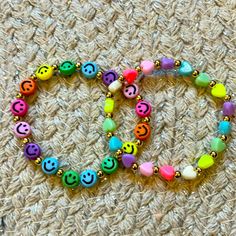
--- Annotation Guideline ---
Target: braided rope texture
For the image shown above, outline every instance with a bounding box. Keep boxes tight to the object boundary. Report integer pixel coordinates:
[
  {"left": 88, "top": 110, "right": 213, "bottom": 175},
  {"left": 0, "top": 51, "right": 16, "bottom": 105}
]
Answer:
[{"left": 0, "top": 0, "right": 236, "bottom": 235}]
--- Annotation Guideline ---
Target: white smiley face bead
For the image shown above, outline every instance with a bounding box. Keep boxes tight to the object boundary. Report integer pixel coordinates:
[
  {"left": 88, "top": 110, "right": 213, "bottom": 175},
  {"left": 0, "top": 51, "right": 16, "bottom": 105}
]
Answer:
[{"left": 13, "top": 121, "right": 31, "bottom": 138}]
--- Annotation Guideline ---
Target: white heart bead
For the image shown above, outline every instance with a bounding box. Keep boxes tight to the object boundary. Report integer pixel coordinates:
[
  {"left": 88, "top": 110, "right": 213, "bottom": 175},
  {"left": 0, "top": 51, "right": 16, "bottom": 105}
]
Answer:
[
  {"left": 182, "top": 165, "right": 197, "bottom": 180},
  {"left": 108, "top": 80, "right": 122, "bottom": 93}
]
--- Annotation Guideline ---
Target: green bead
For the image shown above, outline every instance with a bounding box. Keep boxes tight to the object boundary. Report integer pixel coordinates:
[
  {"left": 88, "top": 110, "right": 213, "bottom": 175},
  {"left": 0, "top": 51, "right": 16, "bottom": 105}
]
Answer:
[
  {"left": 210, "top": 137, "right": 226, "bottom": 152},
  {"left": 62, "top": 170, "right": 80, "bottom": 188},
  {"left": 101, "top": 156, "right": 119, "bottom": 174},
  {"left": 195, "top": 72, "right": 210, "bottom": 87},
  {"left": 198, "top": 154, "right": 214, "bottom": 169},
  {"left": 103, "top": 118, "right": 116, "bottom": 132},
  {"left": 59, "top": 60, "right": 76, "bottom": 76}
]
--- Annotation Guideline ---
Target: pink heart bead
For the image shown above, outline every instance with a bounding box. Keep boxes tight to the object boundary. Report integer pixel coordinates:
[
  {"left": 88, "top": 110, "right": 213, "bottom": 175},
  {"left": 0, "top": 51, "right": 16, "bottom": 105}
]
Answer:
[
  {"left": 139, "top": 162, "right": 154, "bottom": 177},
  {"left": 159, "top": 165, "right": 175, "bottom": 181},
  {"left": 123, "top": 69, "right": 138, "bottom": 84},
  {"left": 140, "top": 60, "right": 154, "bottom": 75}
]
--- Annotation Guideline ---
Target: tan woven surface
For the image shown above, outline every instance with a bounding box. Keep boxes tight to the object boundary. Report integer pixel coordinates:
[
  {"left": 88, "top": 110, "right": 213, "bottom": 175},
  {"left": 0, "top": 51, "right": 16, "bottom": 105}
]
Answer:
[{"left": 0, "top": 1, "right": 236, "bottom": 235}]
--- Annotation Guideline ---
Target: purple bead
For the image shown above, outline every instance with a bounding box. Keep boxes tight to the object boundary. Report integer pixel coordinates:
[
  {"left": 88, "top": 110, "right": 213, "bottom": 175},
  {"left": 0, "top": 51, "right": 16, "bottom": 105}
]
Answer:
[
  {"left": 102, "top": 70, "right": 118, "bottom": 86},
  {"left": 161, "top": 57, "right": 175, "bottom": 70},
  {"left": 223, "top": 102, "right": 235, "bottom": 116},
  {"left": 122, "top": 154, "right": 136, "bottom": 168},
  {"left": 24, "top": 143, "right": 41, "bottom": 160}
]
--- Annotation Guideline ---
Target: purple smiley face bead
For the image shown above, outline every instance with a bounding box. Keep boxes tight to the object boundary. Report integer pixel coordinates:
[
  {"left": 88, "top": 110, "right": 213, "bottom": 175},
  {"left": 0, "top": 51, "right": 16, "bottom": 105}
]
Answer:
[
  {"left": 24, "top": 143, "right": 41, "bottom": 160},
  {"left": 102, "top": 70, "right": 119, "bottom": 86}
]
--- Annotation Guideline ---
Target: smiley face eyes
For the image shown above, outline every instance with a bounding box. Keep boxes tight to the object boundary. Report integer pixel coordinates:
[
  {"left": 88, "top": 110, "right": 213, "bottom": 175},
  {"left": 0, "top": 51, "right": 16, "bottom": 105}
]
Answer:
[
  {"left": 40, "top": 69, "right": 48, "bottom": 75},
  {"left": 84, "top": 68, "right": 92, "bottom": 74},
  {"left": 68, "top": 173, "right": 76, "bottom": 180}
]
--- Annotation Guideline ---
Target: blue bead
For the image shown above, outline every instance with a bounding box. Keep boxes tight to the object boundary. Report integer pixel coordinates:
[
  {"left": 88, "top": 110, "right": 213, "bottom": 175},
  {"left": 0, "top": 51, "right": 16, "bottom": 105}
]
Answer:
[
  {"left": 80, "top": 169, "right": 98, "bottom": 188},
  {"left": 109, "top": 136, "right": 123, "bottom": 152},
  {"left": 218, "top": 121, "right": 232, "bottom": 135},
  {"left": 178, "top": 61, "right": 193, "bottom": 76},
  {"left": 81, "top": 61, "right": 98, "bottom": 79},
  {"left": 41, "top": 157, "right": 59, "bottom": 175}
]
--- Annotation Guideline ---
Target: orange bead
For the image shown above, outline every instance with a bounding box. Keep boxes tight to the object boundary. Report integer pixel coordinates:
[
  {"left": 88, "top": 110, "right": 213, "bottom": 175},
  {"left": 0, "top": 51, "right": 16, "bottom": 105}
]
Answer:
[
  {"left": 134, "top": 123, "right": 151, "bottom": 141},
  {"left": 20, "top": 79, "right": 37, "bottom": 96}
]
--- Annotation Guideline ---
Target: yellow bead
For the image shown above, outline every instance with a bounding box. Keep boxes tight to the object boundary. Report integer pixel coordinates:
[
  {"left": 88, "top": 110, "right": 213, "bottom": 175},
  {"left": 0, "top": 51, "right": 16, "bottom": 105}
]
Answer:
[
  {"left": 104, "top": 98, "right": 115, "bottom": 113},
  {"left": 211, "top": 83, "right": 226, "bottom": 98},
  {"left": 35, "top": 64, "right": 54, "bottom": 81},
  {"left": 198, "top": 154, "right": 214, "bottom": 169}
]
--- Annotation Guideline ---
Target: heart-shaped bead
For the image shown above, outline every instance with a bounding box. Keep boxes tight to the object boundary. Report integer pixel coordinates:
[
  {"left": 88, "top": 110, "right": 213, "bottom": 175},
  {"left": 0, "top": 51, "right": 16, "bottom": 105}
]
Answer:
[
  {"left": 223, "top": 102, "right": 235, "bottom": 116},
  {"left": 109, "top": 136, "right": 123, "bottom": 152},
  {"left": 211, "top": 84, "right": 226, "bottom": 98},
  {"left": 103, "top": 118, "right": 117, "bottom": 132},
  {"left": 159, "top": 165, "right": 175, "bottom": 181},
  {"left": 198, "top": 154, "right": 214, "bottom": 169},
  {"left": 210, "top": 137, "right": 226, "bottom": 153},
  {"left": 122, "top": 154, "right": 136, "bottom": 168},
  {"left": 182, "top": 165, "right": 197, "bottom": 180},
  {"left": 123, "top": 69, "right": 138, "bottom": 84},
  {"left": 218, "top": 121, "right": 232, "bottom": 135},
  {"left": 194, "top": 72, "right": 210, "bottom": 87},
  {"left": 139, "top": 162, "right": 154, "bottom": 177},
  {"left": 178, "top": 61, "right": 193, "bottom": 76},
  {"left": 140, "top": 60, "right": 154, "bottom": 75}
]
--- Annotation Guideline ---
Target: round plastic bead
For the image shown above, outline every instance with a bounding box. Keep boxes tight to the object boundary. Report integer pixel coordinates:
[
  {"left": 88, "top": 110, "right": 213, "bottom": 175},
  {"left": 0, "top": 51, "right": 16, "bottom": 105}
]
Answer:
[
  {"left": 13, "top": 121, "right": 31, "bottom": 138},
  {"left": 35, "top": 64, "right": 54, "bottom": 81},
  {"left": 10, "top": 99, "right": 28, "bottom": 117},
  {"left": 178, "top": 61, "right": 193, "bottom": 76},
  {"left": 24, "top": 142, "right": 41, "bottom": 160},
  {"left": 123, "top": 83, "right": 139, "bottom": 99},
  {"left": 218, "top": 121, "right": 232, "bottom": 135},
  {"left": 194, "top": 73, "right": 210, "bottom": 87},
  {"left": 41, "top": 157, "right": 59, "bottom": 175},
  {"left": 81, "top": 61, "right": 98, "bottom": 79},
  {"left": 223, "top": 102, "right": 235, "bottom": 116},
  {"left": 103, "top": 118, "right": 116, "bottom": 132},
  {"left": 20, "top": 79, "right": 37, "bottom": 96},
  {"left": 134, "top": 122, "right": 151, "bottom": 141},
  {"left": 109, "top": 136, "right": 123, "bottom": 152},
  {"left": 140, "top": 60, "right": 154, "bottom": 75},
  {"left": 101, "top": 156, "right": 119, "bottom": 174},
  {"left": 139, "top": 162, "right": 154, "bottom": 177},
  {"left": 122, "top": 142, "right": 138, "bottom": 155},
  {"left": 159, "top": 165, "right": 175, "bottom": 181},
  {"left": 123, "top": 69, "right": 138, "bottom": 84},
  {"left": 160, "top": 57, "right": 175, "bottom": 70},
  {"left": 198, "top": 154, "right": 214, "bottom": 169},
  {"left": 104, "top": 98, "right": 115, "bottom": 113},
  {"left": 59, "top": 60, "right": 76, "bottom": 76},
  {"left": 135, "top": 100, "right": 152, "bottom": 118},
  {"left": 80, "top": 169, "right": 98, "bottom": 188},
  {"left": 102, "top": 70, "right": 118, "bottom": 86},
  {"left": 211, "top": 84, "right": 226, "bottom": 98},
  {"left": 62, "top": 170, "right": 80, "bottom": 188}
]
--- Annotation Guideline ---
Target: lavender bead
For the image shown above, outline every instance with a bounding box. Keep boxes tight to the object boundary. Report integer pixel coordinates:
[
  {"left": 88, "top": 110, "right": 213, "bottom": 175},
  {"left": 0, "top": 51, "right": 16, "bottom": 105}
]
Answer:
[
  {"left": 122, "top": 154, "right": 136, "bottom": 168},
  {"left": 223, "top": 102, "right": 235, "bottom": 116},
  {"left": 102, "top": 70, "right": 118, "bottom": 86},
  {"left": 24, "top": 143, "right": 41, "bottom": 160},
  {"left": 161, "top": 57, "right": 175, "bottom": 70}
]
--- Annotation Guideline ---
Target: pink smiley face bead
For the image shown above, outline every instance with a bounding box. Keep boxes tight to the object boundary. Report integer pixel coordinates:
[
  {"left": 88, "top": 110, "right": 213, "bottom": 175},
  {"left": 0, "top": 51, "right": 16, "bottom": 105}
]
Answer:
[
  {"left": 10, "top": 99, "right": 28, "bottom": 117},
  {"left": 135, "top": 100, "right": 152, "bottom": 118},
  {"left": 14, "top": 121, "right": 31, "bottom": 138},
  {"left": 123, "top": 83, "right": 139, "bottom": 99}
]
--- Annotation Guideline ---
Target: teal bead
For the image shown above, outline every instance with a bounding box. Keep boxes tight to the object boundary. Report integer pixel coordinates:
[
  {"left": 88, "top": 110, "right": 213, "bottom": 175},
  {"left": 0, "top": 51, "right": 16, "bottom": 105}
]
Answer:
[
  {"left": 103, "top": 118, "right": 116, "bottom": 132},
  {"left": 210, "top": 137, "right": 226, "bottom": 152},
  {"left": 195, "top": 73, "right": 210, "bottom": 87},
  {"left": 81, "top": 61, "right": 98, "bottom": 79},
  {"left": 218, "top": 121, "right": 231, "bottom": 135},
  {"left": 59, "top": 60, "right": 76, "bottom": 76},
  {"left": 178, "top": 61, "right": 193, "bottom": 76},
  {"left": 109, "top": 136, "right": 123, "bottom": 152}
]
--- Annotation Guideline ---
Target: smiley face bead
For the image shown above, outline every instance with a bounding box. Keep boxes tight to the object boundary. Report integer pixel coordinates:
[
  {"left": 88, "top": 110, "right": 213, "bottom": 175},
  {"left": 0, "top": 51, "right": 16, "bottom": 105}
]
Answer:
[
  {"left": 135, "top": 100, "right": 152, "bottom": 118},
  {"left": 80, "top": 169, "right": 98, "bottom": 188},
  {"left": 62, "top": 170, "right": 80, "bottom": 188},
  {"left": 35, "top": 64, "right": 54, "bottom": 81},
  {"left": 41, "top": 157, "right": 59, "bottom": 175},
  {"left": 122, "top": 142, "right": 138, "bottom": 155},
  {"left": 123, "top": 83, "right": 139, "bottom": 99},
  {"left": 10, "top": 99, "right": 28, "bottom": 117},
  {"left": 59, "top": 60, "right": 76, "bottom": 76},
  {"left": 81, "top": 61, "right": 98, "bottom": 79},
  {"left": 13, "top": 121, "right": 31, "bottom": 138},
  {"left": 102, "top": 70, "right": 118, "bottom": 86},
  {"left": 24, "top": 142, "right": 41, "bottom": 160},
  {"left": 134, "top": 123, "right": 151, "bottom": 141},
  {"left": 20, "top": 79, "right": 37, "bottom": 96},
  {"left": 101, "top": 156, "right": 119, "bottom": 174}
]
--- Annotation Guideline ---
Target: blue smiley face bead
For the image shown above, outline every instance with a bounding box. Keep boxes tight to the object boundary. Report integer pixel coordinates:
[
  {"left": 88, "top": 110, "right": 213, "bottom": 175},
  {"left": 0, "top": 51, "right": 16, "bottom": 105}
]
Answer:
[
  {"left": 80, "top": 169, "right": 98, "bottom": 188},
  {"left": 81, "top": 61, "right": 99, "bottom": 79},
  {"left": 41, "top": 157, "right": 59, "bottom": 175}
]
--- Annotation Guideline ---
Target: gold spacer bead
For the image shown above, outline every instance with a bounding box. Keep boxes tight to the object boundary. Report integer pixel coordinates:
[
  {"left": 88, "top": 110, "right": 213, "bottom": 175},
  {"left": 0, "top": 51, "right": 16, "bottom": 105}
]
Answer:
[
  {"left": 135, "top": 139, "right": 143, "bottom": 147},
  {"left": 118, "top": 75, "right": 125, "bottom": 83},
  {"left": 224, "top": 95, "right": 231, "bottom": 101},
  {"left": 132, "top": 163, "right": 139, "bottom": 171},
  {"left": 196, "top": 167, "right": 202, "bottom": 173},
  {"left": 106, "top": 132, "right": 114, "bottom": 138},
  {"left": 97, "top": 170, "right": 104, "bottom": 178},
  {"left": 175, "top": 171, "right": 181, "bottom": 178},
  {"left": 30, "top": 74, "right": 37, "bottom": 80},
  {"left": 76, "top": 62, "right": 82, "bottom": 70},
  {"left": 136, "top": 95, "right": 143, "bottom": 102},
  {"left": 174, "top": 60, "right": 181, "bottom": 68},
  {"left": 56, "top": 169, "right": 64, "bottom": 177},
  {"left": 223, "top": 116, "right": 230, "bottom": 121},
  {"left": 192, "top": 70, "right": 200, "bottom": 78},
  {"left": 142, "top": 117, "right": 150, "bottom": 123},
  {"left": 210, "top": 151, "right": 217, "bottom": 158},
  {"left": 106, "top": 92, "right": 113, "bottom": 98},
  {"left": 115, "top": 149, "right": 123, "bottom": 157},
  {"left": 135, "top": 66, "right": 142, "bottom": 73},
  {"left": 13, "top": 116, "right": 20, "bottom": 122},
  {"left": 52, "top": 64, "right": 58, "bottom": 71},
  {"left": 209, "top": 80, "right": 216, "bottom": 88},
  {"left": 16, "top": 93, "right": 23, "bottom": 99},
  {"left": 154, "top": 166, "right": 159, "bottom": 174},
  {"left": 106, "top": 113, "right": 113, "bottom": 118},
  {"left": 35, "top": 157, "right": 42, "bottom": 165},
  {"left": 154, "top": 60, "right": 161, "bottom": 69},
  {"left": 220, "top": 135, "right": 227, "bottom": 142},
  {"left": 22, "top": 138, "right": 30, "bottom": 144},
  {"left": 96, "top": 71, "right": 103, "bottom": 79}
]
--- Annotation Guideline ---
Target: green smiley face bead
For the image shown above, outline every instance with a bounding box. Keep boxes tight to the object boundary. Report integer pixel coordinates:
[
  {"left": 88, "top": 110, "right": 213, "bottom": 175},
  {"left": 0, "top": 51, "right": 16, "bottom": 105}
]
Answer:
[
  {"left": 59, "top": 60, "right": 76, "bottom": 76},
  {"left": 62, "top": 170, "right": 80, "bottom": 188},
  {"left": 101, "top": 156, "right": 119, "bottom": 174}
]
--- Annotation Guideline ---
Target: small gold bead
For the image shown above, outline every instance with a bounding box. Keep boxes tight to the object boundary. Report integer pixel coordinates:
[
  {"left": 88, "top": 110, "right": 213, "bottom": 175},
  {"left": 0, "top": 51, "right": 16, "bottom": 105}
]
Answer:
[
  {"left": 223, "top": 116, "right": 230, "bottom": 121},
  {"left": 106, "top": 113, "right": 113, "bottom": 118},
  {"left": 209, "top": 80, "right": 216, "bottom": 88},
  {"left": 52, "top": 64, "right": 58, "bottom": 71},
  {"left": 135, "top": 66, "right": 141, "bottom": 73},
  {"left": 106, "top": 92, "right": 113, "bottom": 98},
  {"left": 22, "top": 138, "right": 30, "bottom": 144},
  {"left": 196, "top": 167, "right": 202, "bottom": 173},
  {"left": 192, "top": 70, "right": 200, "bottom": 78},
  {"left": 35, "top": 157, "right": 42, "bottom": 165},
  {"left": 220, "top": 135, "right": 227, "bottom": 142},
  {"left": 136, "top": 95, "right": 143, "bottom": 102},
  {"left": 115, "top": 149, "right": 123, "bottom": 157},
  {"left": 132, "top": 163, "right": 139, "bottom": 171},
  {"left": 97, "top": 170, "right": 104, "bottom": 178},
  {"left": 56, "top": 169, "right": 64, "bottom": 177},
  {"left": 224, "top": 95, "right": 231, "bottom": 101},
  {"left": 16, "top": 93, "right": 23, "bottom": 99},
  {"left": 135, "top": 139, "right": 143, "bottom": 147},
  {"left": 210, "top": 151, "right": 217, "bottom": 158},
  {"left": 13, "top": 116, "right": 20, "bottom": 122},
  {"left": 76, "top": 62, "right": 82, "bottom": 70},
  {"left": 154, "top": 166, "right": 159, "bottom": 174},
  {"left": 96, "top": 71, "right": 103, "bottom": 79},
  {"left": 30, "top": 74, "right": 37, "bottom": 80},
  {"left": 174, "top": 60, "right": 181, "bottom": 68},
  {"left": 142, "top": 117, "right": 150, "bottom": 123},
  {"left": 175, "top": 171, "right": 181, "bottom": 178},
  {"left": 154, "top": 60, "right": 161, "bottom": 69},
  {"left": 118, "top": 75, "right": 125, "bottom": 83},
  {"left": 106, "top": 132, "right": 114, "bottom": 138}
]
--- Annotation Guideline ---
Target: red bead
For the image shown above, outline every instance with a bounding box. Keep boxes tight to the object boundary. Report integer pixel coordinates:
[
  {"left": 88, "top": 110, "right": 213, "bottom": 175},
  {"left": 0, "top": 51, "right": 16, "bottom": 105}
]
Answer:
[{"left": 123, "top": 69, "right": 138, "bottom": 84}]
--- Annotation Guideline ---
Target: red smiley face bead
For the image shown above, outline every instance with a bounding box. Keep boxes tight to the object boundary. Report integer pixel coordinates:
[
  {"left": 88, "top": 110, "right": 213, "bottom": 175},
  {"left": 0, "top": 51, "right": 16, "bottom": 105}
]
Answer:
[
  {"left": 134, "top": 123, "right": 151, "bottom": 141},
  {"left": 135, "top": 100, "right": 152, "bottom": 118}
]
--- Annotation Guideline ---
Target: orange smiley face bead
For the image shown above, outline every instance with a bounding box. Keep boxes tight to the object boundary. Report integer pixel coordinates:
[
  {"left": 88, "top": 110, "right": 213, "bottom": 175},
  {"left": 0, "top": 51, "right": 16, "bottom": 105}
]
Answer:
[
  {"left": 134, "top": 122, "right": 151, "bottom": 141},
  {"left": 20, "top": 79, "right": 37, "bottom": 96}
]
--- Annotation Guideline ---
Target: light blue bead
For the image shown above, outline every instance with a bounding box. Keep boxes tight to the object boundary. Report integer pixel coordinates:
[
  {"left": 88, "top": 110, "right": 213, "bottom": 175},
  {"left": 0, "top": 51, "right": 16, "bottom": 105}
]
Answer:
[
  {"left": 218, "top": 121, "right": 232, "bottom": 135},
  {"left": 81, "top": 61, "right": 98, "bottom": 79},
  {"left": 109, "top": 136, "right": 123, "bottom": 152},
  {"left": 178, "top": 61, "right": 193, "bottom": 76},
  {"left": 41, "top": 157, "right": 59, "bottom": 175},
  {"left": 80, "top": 169, "right": 98, "bottom": 188}
]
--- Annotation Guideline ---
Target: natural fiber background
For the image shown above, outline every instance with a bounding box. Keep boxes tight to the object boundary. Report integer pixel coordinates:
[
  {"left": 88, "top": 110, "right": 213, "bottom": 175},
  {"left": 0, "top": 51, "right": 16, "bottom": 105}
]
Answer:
[{"left": 0, "top": 0, "right": 236, "bottom": 235}]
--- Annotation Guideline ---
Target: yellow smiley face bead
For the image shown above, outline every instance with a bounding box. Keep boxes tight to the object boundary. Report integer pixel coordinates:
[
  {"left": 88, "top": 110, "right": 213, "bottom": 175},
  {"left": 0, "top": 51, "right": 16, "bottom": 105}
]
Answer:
[
  {"left": 122, "top": 142, "right": 138, "bottom": 155},
  {"left": 35, "top": 64, "right": 54, "bottom": 81}
]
